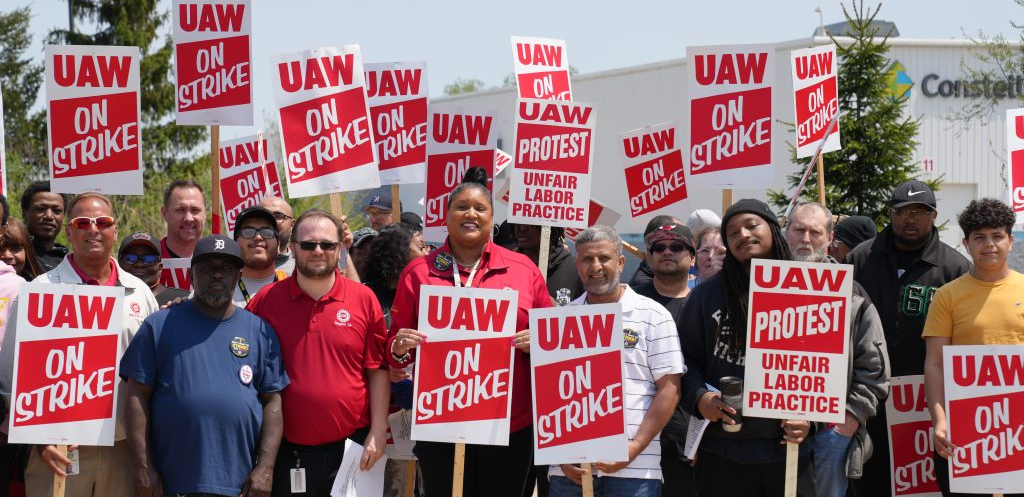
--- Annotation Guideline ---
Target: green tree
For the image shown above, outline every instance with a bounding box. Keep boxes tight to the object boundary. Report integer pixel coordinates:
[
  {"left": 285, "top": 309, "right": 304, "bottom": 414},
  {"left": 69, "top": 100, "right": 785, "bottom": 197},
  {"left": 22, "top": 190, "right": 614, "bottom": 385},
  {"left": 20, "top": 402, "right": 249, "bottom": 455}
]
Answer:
[
  {"left": 769, "top": 1, "right": 925, "bottom": 229},
  {"left": 444, "top": 77, "right": 487, "bottom": 96}
]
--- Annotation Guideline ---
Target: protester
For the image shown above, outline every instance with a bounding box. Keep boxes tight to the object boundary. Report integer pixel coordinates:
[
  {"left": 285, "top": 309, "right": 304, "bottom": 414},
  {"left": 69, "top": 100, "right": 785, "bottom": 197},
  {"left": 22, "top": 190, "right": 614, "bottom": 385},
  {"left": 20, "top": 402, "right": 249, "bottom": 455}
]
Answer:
[
  {"left": 122, "top": 235, "right": 288, "bottom": 497},
  {"left": 831, "top": 215, "right": 876, "bottom": 262},
  {"left": 548, "top": 225, "right": 683, "bottom": 496},
  {"left": 923, "top": 198, "right": 1024, "bottom": 497},
  {"left": 401, "top": 211, "right": 424, "bottom": 233},
  {"left": 246, "top": 209, "right": 389, "bottom": 496},
  {"left": 232, "top": 207, "right": 287, "bottom": 307},
  {"left": 847, "top": 180, "right": 971, "bottom": 497},
  {"left": 0, "top": 259, "right": 23, "bottom": 496},
  {"left": 679, "top": 199, "right": 816, "bottom": 495},
  {"left": 628, "top": 215, "right": 683, "bottom": 288},
  {"left": 0, "top": 219, "right": 44, "bottom": 280},
  {"left": 351, "top": 227, "right": 378, "bottom": 280},
  {"left": 20, "top": 181, "right": 69, "bottom": 271},
  {"left": 365, "top": 187, "right": 399, "bottom": 230},
  {"left": 686, "top": 209, "right": 721, "bottom": 240},
  {"left": 784, "top": 202, "right": 891, "bottom": 497},
  {"left": 387, "top": 167, "right": 551, "bottom": 496},
  {"left": 0, "top": 192, "right": 159, "bottom": 497},
  {"left": 160, "top": 180, "right": 206, "bottom": 258},
  {"left": 260, "top": 196, "right": 296, "bottom": 275},
  {"left": 514, "top": 223, "right": 583, "bottom": 305},
  {"left": 117, "top": 231, "right": 189, "bottom": 306},
  {"left": 693, "top": 226, "right": 725, "bottom": 285}
]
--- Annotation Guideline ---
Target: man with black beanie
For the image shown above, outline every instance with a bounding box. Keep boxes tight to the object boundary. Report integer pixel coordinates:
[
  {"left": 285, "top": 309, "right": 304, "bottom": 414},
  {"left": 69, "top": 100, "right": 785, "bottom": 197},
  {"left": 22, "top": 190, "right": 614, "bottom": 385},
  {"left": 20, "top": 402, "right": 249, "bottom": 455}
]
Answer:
[{"left": 831, "top": 215, "right": 876, "bottom": 262}]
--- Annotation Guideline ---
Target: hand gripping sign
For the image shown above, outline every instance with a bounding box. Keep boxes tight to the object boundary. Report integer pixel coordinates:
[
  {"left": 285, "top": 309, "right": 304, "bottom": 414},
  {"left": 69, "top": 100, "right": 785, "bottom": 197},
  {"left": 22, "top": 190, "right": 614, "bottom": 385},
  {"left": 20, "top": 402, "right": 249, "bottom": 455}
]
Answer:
[
  {"left": 412, "top": 286, "right": 517, "bottom": 445},
  {"left": 1006, "top": 109, "right": 1024, "bottom": 224},
  {"left": 507, "top": 99, "right": 596, "bottom": 229},
  {"left": 172, "top": 0, "right": 253, "bottom": 125},
  {"left": 530, "top": 303, "right": 628, "bottom": 465},
  {"left": 887, "top": 375, "right": 942, "bottom": 497},
  {"left": 510, "top": 36, "right": 572, "bottom": 101},
  {"left": 943, "top": 345, "right": 1024, "bottom": 494},
  {"left": 621, "top": 122, "right": 688, "bottom": 217},
  {"left": 791, "top": 44, "right": 840, "bottom": 158},
  {"left": 219, "top": 134, "right": 283, "bottom": 232},
  {"left": 365, "top": 62, "right": 428, "bottom": 185},
  {"left": 742, "top": 260, "right": 851, "bottom": 423},
  {"left": 686, "top": 44, "right": 774, "bottom": 188},
  {"left": 9, "top": 283, "right": 125, "bottom": 445},
  {"left": 272, "top": 45, "right": 380, "bottom": 198},
  {"left": 46, "top": 44, "right": 143, "bottom": 195},
  {"left": 423, "top": 108, "right": 497, "bottom": 243}
]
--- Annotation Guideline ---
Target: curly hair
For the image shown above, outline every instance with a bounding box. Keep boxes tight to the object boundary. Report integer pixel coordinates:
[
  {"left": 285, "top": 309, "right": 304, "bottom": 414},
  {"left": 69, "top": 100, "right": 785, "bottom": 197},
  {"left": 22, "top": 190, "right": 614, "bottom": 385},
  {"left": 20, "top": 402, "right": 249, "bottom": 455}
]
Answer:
[
  {"left": 958, "top": 198, "right": 1015, "bottom": 238},
  {"left": 361, "top": 223, "right": 416, "bottom": 288}
]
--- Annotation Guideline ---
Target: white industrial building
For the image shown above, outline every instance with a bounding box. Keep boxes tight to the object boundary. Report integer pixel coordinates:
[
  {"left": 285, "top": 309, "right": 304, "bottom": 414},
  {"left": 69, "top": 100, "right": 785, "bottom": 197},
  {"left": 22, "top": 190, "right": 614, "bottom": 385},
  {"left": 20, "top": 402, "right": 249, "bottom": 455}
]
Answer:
[{"left": 404, "top": 31, "right": 1019, "bottom": 252}]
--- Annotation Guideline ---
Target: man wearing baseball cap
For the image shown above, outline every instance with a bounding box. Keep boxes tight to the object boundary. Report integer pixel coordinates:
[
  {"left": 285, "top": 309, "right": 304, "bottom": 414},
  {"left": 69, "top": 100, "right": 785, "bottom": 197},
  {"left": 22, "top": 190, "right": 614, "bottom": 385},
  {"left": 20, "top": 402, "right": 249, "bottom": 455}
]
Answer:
[
  {"left": 122, "top": 234, "right": 288, "bottom": 497},
  {"left": 118, "top": 231, "right": 189, "bottom": 306},
  {"left": 233, "top": 206, "right": 287, "bottom": 307},
  {"left": 847, "top": 180, "right": 971, "bottom": 497},
  {"left": 364, "top": 188, "right": 401, "bottom": 231}
]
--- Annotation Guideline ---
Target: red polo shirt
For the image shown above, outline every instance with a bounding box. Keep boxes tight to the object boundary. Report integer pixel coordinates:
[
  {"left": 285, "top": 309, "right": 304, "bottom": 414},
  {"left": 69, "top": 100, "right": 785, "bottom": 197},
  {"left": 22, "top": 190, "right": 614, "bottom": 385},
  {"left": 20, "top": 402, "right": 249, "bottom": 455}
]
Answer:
[
  {"left": 387, "top": 239, "right": 551, "bottom": 433},
  {"left": 247, "top": 269, "right": 387, "bottom": 445},
  {"left": 68, "top": 254, "right": 119, "bottom": 286}
]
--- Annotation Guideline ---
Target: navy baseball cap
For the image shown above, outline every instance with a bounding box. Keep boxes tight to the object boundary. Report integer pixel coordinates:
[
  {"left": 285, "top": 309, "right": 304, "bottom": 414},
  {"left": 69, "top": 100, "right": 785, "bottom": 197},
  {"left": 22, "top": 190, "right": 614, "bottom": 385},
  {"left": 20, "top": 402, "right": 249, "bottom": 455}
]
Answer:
[{"left": 191, "top": 235, "right": 243, "bottom": 268}]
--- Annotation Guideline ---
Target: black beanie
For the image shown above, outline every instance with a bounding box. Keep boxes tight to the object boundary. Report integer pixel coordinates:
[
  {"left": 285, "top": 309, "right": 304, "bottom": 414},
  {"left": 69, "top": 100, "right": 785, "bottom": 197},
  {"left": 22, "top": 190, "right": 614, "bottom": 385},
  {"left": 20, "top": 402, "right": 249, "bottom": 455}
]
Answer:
[
  {"left": 720, "top": 199, "right": 780, "bottom": 246},
  {"left": 834, "top": 215, "right": 877, "bottom": 249}
]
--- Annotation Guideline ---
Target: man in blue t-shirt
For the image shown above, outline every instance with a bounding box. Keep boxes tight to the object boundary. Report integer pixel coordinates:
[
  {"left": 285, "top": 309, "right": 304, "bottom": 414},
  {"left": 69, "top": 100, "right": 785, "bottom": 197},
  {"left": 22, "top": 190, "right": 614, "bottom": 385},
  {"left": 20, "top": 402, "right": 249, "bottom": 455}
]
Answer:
[{"left": 121, "top": 235, "right": 289, "bottom": 497}]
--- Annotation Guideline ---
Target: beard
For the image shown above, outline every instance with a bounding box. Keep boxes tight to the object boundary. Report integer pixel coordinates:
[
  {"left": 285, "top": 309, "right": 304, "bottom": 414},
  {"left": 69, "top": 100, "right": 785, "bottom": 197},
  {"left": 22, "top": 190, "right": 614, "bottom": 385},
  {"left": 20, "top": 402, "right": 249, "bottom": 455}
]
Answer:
[
  {"left": 297, "top": 257, "right": 337, "bottom": 279},
  {"left": 791, "top": 243, "right": 829, "bottom": 263},
  {"left": 195, "top": 285, "right": 233, "bottom": 308}
]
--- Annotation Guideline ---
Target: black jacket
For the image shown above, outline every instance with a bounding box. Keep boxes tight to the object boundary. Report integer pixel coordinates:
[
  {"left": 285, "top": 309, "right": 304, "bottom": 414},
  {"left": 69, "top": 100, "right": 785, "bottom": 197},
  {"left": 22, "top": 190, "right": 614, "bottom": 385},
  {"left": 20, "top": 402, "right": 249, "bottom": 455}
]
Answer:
[
  {"left": 845, "top": 226, "right": 970, "bottom": 377},
  {"left": 523, "top": 245, "right": 583, "bottom": 305}
]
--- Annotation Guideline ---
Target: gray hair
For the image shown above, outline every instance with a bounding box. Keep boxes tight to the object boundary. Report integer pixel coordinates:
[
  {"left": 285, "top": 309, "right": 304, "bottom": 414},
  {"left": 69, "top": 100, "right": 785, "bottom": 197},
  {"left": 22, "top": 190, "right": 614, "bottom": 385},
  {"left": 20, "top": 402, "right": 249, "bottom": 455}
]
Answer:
[
  {"left": 788, "top": 202, "right": 834, "bottom": 232},
  {"left": 575, "top": 225, "right": 622, "bottom": 255}
]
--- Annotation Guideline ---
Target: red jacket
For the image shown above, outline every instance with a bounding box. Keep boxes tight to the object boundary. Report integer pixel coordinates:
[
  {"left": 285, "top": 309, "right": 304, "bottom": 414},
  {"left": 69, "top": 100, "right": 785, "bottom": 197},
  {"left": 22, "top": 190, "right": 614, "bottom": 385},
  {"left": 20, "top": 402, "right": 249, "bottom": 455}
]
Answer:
[{"left": 387, "top": 239, "right": 552, "bottom": 433}]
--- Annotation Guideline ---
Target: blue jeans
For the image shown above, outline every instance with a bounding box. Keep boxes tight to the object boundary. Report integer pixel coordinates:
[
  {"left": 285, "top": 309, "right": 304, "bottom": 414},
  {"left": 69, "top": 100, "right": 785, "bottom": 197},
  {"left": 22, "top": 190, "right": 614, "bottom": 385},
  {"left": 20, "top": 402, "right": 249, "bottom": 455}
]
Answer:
[
  {"left": 813, "top": 426, "right": 853, "bottom": 497},
  {"left": 549, "top": 475, "right": 661, "bottom": 497}
]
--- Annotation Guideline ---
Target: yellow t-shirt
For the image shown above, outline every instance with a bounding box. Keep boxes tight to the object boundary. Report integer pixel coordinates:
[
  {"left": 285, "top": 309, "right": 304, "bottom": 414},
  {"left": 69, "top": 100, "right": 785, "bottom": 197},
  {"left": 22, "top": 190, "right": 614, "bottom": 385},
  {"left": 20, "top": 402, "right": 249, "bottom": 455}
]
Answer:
[{"left": 922, "top": 271, "right": 1024, "bottom": 345}]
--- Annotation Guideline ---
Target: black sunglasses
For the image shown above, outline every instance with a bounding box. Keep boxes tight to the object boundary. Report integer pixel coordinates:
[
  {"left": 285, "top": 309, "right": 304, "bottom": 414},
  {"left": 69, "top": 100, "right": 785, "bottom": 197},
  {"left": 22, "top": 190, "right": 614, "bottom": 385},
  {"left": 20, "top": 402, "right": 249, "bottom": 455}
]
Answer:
[
  {"left": 121, "top": 253, "right": 160, "bottom": 266},
  {"left": 239, "top": 227, "right": 277, "bottom": 239},
  {"left": 650, "top": 242, "right": 687, "bottom": 254},
  {"left": 297, "top": 240, "right": 340, "bottom": 252}
]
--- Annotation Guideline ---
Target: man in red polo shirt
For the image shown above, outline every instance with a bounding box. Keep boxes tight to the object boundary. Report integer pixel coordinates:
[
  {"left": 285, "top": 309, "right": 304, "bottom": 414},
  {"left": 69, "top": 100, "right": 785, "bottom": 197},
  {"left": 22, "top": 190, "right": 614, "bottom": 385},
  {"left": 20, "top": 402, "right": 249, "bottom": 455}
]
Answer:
[{"left": 247, "top": 209, "right": 388, "bottom": 497}]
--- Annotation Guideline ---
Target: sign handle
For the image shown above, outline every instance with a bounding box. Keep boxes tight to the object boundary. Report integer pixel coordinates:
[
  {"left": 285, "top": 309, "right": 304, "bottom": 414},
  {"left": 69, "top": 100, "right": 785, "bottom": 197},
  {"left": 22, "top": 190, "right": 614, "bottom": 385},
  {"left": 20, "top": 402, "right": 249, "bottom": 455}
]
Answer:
[
  {"left": 784, "top": 442, "right": 798, "bottom": 497},
  {"left": 538, "top": 226, "right": 552, "bottom": 282},
  {"left": 816, "top": 155, "right": 826, "bottom": 207},
  {"left": 329, "top": 193, "right": 344, "bottom": 218},
  {"left": 581, "top": 463, "right": 595, "bottom": 497},
  {"left": 452, "top": 442, "right": 466, "bottom": 497},
  {"left": 391, "top": 184, "right": 401, "bottom": 217},
  {"left": 622, "top": 241, "right": 644, "bottom": 260},
  {"left": 722, "top": 189, "right": 734, "bottom": 216},
  {"left": 52, "top": 445, "right": 67, "bottom": 497},
  {"left": 211, "top": 125, "right": 223, "bottom": 235},
  {"left": 404, "top": 460, "right": 416, "bottom": 497}
]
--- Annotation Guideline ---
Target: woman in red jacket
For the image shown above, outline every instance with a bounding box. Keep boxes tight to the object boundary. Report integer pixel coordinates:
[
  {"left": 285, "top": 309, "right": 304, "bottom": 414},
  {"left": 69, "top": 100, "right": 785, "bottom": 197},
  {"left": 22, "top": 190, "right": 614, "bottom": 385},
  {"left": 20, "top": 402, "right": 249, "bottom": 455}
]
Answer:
[{"left": 387, "top": 167, "right": 551, "bottom": 497}]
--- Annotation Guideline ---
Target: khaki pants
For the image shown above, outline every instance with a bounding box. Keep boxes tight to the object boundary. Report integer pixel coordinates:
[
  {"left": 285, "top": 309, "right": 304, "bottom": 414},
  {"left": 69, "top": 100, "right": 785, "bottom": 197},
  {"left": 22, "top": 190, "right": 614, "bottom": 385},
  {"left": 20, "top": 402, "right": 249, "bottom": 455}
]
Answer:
[{"left": 25, "top": 441, "right": 133, "bottom": 497}]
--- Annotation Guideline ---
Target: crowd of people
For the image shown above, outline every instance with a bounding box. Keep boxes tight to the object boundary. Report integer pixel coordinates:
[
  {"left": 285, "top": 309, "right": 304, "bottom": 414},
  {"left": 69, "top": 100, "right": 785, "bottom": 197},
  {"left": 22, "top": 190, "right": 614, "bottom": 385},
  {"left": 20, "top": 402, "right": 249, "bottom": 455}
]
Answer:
[{"left": 0, "top": 171, "right": 1018, "bottom": 497}]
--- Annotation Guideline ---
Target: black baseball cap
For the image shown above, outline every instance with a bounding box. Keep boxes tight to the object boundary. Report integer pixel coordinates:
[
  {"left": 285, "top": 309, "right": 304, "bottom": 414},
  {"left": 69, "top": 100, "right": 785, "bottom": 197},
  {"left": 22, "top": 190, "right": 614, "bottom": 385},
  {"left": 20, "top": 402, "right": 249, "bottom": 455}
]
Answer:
[
  {"left": 192, "top": 235, "right": 243, "bottom": 268},
  {"left": 890, "top": 180, "right": 936, "bottom": 210},
  {"left": 118, "top": 232, "right": 159, "bottom": 257},
  {"left": 234, "top": 206, "right": 279, "bottom": 240}
]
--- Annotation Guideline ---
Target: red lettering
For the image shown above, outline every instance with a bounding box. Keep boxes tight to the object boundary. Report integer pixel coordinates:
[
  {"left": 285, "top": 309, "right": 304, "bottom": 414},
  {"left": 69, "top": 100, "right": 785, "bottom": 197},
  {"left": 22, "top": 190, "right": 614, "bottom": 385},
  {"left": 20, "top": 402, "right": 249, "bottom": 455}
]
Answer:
[
  {"left": 694, "top": 52, "right": 768, "bottom": 86},
  {"left": 516, "top": 43, "right": 563, "bottom": 67},
  {"left": 431, "top": 114, "right": 492, "bottom": 146},
  {"left": 53, "top": 54, "right": 132, "bottom": 88},
  {"left": 277, "top": 55, "right": 355, "bottom": 93},
  {"left": 179, "top": 3, "right": 245, "bottom": 32}
]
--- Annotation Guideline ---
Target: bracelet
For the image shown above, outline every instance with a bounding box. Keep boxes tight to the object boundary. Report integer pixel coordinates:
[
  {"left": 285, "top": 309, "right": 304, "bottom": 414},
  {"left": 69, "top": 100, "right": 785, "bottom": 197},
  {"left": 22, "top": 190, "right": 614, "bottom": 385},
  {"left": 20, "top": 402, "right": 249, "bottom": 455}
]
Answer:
[{"left": 390, "top": 338, "right": 411, "bottom": 363}]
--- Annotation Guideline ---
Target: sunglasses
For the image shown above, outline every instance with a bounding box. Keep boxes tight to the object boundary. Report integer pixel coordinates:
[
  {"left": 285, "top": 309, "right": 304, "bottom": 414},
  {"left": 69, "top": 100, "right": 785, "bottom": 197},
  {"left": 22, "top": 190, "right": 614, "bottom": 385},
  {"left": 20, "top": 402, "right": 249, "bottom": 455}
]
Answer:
[
  {"left": 121, "top": 253, "right": 160, "bottom": 266},
  {"left": 650, "top": 242, "right": 687, "bottom": 254},
  {"left": 67, "top": 216, "right": 116, "bottom": 230},
  {"left": 297, "top": 240, "right": 340, "bottom": 252},
  {"left": 238, "top": 227, "right": 277, "bottom": 239}
]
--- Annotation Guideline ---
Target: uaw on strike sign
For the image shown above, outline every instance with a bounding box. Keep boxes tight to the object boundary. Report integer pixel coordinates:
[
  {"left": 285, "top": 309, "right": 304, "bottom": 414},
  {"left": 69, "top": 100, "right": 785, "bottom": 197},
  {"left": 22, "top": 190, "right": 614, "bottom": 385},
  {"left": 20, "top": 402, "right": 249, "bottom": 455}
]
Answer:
[
  {"left": 686, "top": 44, "right": 774, "bottom": 188},
  {"left": 943, "top": 345, "right": 1024, "bottom": 494},
  {"left": 1006, "top": 108, "right": 1024, "bottom": 224},
  {"left": 743, "top": 260, "right": 851, "bottom": 423},
  {"left": 219, "top": 134, "right": 283, "bottom": 232},
  {"left": 412, "top": 286, "right": 517, "bottom": 445},
  {"left": 530, "top": 303, "right": 628, "bottom": 465},
  {"left": 366, "top": 62, "right": 428, "bottom": 185},
  {"left": 791, "top": 44, "right": 840, "bottom": 158},
  {"left": 9, "top": 283, "right": 124, "bottom": 445},
  {"left": 272, "top": 45, "right": 380, "bottom": 198},
  {"left": 621, "top": 122, "right": 688, "bottom": 218},
  {"left": 172, "top": 0, "right": 253, "bottom": 125},
  {"left": 507, "top": 99, "right": 595, "bottom": 229},
  {"left": 886, "top": 375, "right": 942, "bottom": 497},
  {"left": 46, "top": 45, "right": 142, "bottom": 195},
  {"left": 511, "top": 36, "right": 572, "bottom": 101}
]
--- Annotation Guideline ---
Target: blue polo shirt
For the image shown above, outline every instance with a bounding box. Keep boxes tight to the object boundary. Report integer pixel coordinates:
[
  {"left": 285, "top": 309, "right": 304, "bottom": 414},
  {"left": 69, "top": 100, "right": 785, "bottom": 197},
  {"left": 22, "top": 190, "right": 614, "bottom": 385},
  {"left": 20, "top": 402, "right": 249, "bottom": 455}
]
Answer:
[{"left": 120, "top": 301, "right": 289, "bottom": 496}]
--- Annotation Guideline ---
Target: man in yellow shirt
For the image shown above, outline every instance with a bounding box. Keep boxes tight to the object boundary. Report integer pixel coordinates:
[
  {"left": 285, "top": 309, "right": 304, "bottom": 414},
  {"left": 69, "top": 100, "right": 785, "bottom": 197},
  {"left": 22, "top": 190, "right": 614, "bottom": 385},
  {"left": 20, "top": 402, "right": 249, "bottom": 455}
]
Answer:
[{"left": 922, "top": 198, "right": 1024, "bottom": 497}]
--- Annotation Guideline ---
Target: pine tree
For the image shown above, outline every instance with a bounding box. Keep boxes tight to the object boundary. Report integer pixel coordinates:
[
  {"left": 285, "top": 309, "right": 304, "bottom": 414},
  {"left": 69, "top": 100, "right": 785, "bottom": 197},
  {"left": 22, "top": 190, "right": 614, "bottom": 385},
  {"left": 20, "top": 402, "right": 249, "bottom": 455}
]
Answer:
[{"left": 769, "top": 0, "right": 926, "bottom": 229}]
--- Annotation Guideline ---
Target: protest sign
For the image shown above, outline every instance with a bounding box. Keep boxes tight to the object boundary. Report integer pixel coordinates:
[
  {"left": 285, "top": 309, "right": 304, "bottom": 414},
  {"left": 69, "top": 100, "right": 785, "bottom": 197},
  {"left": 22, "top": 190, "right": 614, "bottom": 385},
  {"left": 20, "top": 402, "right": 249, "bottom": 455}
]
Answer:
[
  {"left": 423, "top": 109, "right": 496, "bottom": 242},
  {"left": 564, "top": 199, "right": 621, "bottom": 242},
  {"left": 511, "top": 36, "right": 572, "bottom": 101},
  {"left": 365, "top": 62, "right": 428, "bottom": 185},
  {"left": 621, "top": 122, "right": 687, "bottom": 217},
  {"left": 160, "top": 258, "right": 192, "bottom": 292},
  {"left": 686, "top": 44, "right": 774, "bottom": 188},
  {"left": 9, "top": 283, "right": 125, "bottom": 445},
  {"left": 172, "top": 0, "right": 253, "bottom": 125},
  {"left": 272, "top": 45, "right": 379, "bottom": 198},
  {"left": 1007, "top": 109, "right": 1024, "bottom": 224},
  {"left": 791, "top": 44, "right": 840, "bottom": 158},
  {"left": 886, "top": 375, "right": 942, "bottom": 497},
  {"left": 742, "top": 260, "right": 851, "bottom": 423},
  {"left": 943, "top": 345, "right": 1024, "bottom": 494},
  {"left": 219, "top": 134, "right": 283, "bottom": 232},
  {"left": 0, "top": 82, "right": 6, "bottom": 197},
  {"left": 495, "top": 149, "right": 513, "bottom": 204},
  {"left": 412, "top": 286, "right": 517, "bottom": 445},
  {"left": 507, "top": 99, "right": 595, "bottom": 229},
  {"left": 46, "top": 44, "right": 142, "bottom": 195},
  {"left": 529, "top": 303, "right": 627, "bottom": 465}
]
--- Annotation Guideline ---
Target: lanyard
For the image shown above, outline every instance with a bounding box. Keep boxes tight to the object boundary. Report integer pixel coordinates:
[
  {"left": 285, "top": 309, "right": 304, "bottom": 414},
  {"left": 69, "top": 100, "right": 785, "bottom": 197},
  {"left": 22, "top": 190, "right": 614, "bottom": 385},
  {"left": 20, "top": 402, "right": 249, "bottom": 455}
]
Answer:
[
  {"left": 239, "top": 274, "right": 279, "bottom": 303},
  {"left": 453, "top": 260, "right": 480, "bottom": 288}
]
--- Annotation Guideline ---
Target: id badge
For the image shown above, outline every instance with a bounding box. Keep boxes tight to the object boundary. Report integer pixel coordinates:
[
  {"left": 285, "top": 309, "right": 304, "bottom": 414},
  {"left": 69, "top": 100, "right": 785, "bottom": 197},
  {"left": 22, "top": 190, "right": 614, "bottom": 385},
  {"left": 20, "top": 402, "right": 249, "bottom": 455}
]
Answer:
[
  {"left": 290, "top": 467, "right": 306, "bottom": 493},
  {"left": 66, "top": 448, "right": 80, "bottom": 476}
]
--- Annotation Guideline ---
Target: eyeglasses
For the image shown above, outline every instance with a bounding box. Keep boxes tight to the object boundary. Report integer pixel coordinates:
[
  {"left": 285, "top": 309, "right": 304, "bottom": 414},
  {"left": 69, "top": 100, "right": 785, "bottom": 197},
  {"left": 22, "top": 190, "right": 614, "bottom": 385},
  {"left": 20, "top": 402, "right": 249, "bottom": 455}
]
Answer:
[
  {"left": 121, "top": 253, "right": 160, "bottom": 266},
  {"left": 67, "top": 216, "right": 116, "bottom": 230},
  {"left": 297, "top": 240, "right": 340, "bottom": 252},
  {"left": 272, "top": 212, "right": 292, "bottom": 221},
  {"left": 238, "top": 227, "right": 277, "bottom": 239},
  {"left": 892, "top": 207, "right": 930, "bottom": 219},
  {"left": 651, "top": 242, "right": 687, "bottom": 254}
]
